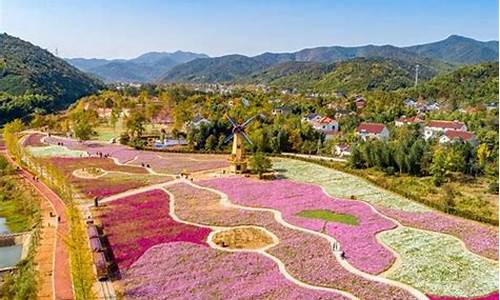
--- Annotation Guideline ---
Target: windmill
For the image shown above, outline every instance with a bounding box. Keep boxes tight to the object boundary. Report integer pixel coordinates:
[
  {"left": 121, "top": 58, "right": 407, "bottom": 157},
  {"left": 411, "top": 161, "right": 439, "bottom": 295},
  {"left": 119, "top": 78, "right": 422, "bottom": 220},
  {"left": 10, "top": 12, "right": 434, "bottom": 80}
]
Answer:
[{"left": 224, "top": 114, "right": 259, "bottom": 173}]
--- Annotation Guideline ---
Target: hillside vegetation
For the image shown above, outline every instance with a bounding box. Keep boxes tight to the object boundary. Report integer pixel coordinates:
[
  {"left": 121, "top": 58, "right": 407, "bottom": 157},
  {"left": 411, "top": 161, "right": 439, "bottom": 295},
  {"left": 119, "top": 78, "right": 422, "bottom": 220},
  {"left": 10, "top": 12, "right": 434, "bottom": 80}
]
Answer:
[{"left": 0, "top": 34, "right": 103, "bottom": 125}]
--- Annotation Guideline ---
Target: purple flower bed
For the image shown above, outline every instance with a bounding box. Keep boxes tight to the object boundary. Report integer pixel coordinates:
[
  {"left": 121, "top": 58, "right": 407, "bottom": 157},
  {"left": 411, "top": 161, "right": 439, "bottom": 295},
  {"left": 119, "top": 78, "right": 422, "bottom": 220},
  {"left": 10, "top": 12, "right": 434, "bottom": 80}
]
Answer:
[
  {"left": 124, "top": 242, "right": 349, "bottom": 300},
  {"left": 167, "top": 183, "right": 416, "bottom": 299},
  {"left": 428, "top": 291, "right": 499, "bottom": 300},
  {"left": 23, "top": 133, "right": 47, "bottom": 147},
  {"left": 199, "top": 177, "right": 397, "bottom": 274},
  {"left": 377, "top": 206, "right": 499, "bottom": 260},
  {"left": 94, "top": 189, "right": 211, "bottom": 270}
]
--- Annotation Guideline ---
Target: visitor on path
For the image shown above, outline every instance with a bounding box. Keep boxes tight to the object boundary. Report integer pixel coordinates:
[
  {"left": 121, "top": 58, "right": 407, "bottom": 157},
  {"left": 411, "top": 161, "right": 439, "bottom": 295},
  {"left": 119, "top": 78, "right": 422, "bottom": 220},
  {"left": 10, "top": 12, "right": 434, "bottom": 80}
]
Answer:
[{"left": 340, "top": 251, "right": 346, "bottom": 259}]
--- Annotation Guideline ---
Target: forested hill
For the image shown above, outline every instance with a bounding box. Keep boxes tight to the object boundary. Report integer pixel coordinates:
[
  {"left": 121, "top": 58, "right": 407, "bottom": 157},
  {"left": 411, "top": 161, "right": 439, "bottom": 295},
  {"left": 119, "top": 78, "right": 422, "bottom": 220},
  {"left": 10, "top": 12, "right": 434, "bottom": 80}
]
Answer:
[
  {"left": 401, "top": 62, "right": 499, "bottom": 107},
  {"left": 0, "top": 33, "right": 103, "bottom": 125}
]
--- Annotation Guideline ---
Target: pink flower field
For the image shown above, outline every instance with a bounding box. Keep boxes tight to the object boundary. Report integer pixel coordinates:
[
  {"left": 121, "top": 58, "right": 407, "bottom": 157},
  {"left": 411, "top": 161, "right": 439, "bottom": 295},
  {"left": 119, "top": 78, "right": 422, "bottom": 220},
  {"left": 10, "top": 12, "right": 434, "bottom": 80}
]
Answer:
[
  {"left": 199, "top": 177, "right": 397, "bottom": 274},
  {"left": 427, "top": 291, "right": 499, "bottom": 300},
  {"left": 94, "top": 189, "right": 211, "bottom": 270},
  {"left": 377, "top": 206, "right": 499, "bottom": 260},
  {"left": 166, "top": 182, "right": 416, "bottom": 300},
  {"left": 23, "top": 133, "right": 47, "bottom": 147},
  {"left": 124, "top": 242, "right": 349, "bottom": 300}
]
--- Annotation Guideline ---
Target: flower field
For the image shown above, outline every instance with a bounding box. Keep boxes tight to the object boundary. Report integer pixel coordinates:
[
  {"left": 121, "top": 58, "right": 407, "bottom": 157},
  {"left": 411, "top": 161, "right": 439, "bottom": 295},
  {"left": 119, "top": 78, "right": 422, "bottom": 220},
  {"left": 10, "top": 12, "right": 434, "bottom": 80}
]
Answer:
[
  {"left": 379, "top": 227, "right": 498, "bottom": 297},
  {"left": 28, "top": 145, "right": 89, "bottom": 158},
  {"left": 273, "top": 158, "right": 499, "bottom": 260},
  {"left": 22, "top": 133, "right": 47, "bottom": 147},
  {"left": 166, "top": 182, "right": 417, "bottom": 300},
  {"left": 42, "top": 157, "right": 171, "bottom": 198},
  {"left": 124, "top": 242, "right": 348, "bottom": 300},
  {"left": 199, "top": 176, "right": 397, "bottom": 274},
  {"left": 93, "top": 189, "right": 211, "bottom": 270}
]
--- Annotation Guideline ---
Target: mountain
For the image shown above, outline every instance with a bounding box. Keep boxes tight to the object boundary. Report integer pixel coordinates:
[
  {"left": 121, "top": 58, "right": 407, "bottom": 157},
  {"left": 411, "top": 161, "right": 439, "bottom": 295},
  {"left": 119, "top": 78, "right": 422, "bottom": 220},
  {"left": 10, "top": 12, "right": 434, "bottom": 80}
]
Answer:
[
  {"left": 66, "top": 51, "right": 208, "bottom": 83},
  {"left": 0, "top": 33, "right": 103, "bottom": 124},
  {"left": 404, "top": 35, "right": 499, "bottom": 64},
  {"left": 160, "top": 35, "right": 494, "bottom": 85}
]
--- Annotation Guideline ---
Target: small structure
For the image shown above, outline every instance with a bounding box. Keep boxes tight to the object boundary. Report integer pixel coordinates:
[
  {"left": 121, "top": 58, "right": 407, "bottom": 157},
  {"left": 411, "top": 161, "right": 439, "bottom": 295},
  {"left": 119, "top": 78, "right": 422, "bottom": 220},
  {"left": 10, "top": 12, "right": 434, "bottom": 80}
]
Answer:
[
  {"left": 395, "top": 116, "right": 424, "bottom": 127},
  {"left": 424, "top": 120, "right": 467, "bottom": 140},
  {"left": 356, "top": 122, "right": 390, "bottom": 141},
  {"left": 311, "top": 117, "right": 339, "bottom": 138},
  {"left": 302, "top": 113, "right": 322, "bottom": 123},
  {"left": 224, "top": 114, "right": 260, "bottom": 174},
  {"left": 403, "top": 98, "right": 417, "bottom": 108},
  {"left": 272, "top": 106, "right": 292, "bottom": 116},
  {"left": 188, "top": 115, "right": 210, "bottom": 129},
  {"left": 439, "top": 130, "right": 477, "bottom": 145},
  {"left": 334, "top": 144, "right": 351, "bottom": 157}
]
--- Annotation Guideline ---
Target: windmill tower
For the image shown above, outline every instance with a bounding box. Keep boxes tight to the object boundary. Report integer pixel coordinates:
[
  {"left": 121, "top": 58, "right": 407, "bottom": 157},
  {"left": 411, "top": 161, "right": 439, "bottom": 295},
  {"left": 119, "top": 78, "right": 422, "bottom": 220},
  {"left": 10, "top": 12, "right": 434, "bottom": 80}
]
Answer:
[{"left": 224, "top": 114, "right": 259, "bottom": 174}]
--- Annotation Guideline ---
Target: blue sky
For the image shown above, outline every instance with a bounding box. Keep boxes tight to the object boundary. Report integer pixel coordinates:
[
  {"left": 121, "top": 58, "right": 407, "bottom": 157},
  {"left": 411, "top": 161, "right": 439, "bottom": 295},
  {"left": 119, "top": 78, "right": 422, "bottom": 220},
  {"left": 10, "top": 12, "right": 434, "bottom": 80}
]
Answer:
[{"left": 0, "top": 0, "right": 498, "bottom": 59}]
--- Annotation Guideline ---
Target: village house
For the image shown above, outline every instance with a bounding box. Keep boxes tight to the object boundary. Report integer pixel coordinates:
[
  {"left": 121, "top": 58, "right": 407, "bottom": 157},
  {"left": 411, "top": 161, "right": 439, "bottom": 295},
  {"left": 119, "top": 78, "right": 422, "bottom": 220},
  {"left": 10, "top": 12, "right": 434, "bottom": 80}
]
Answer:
[
  {"left": 439, "top": 130, "right": 477, "bottom": 145},
  {"left": 424, "top": 120, "right": 467, "bottom": 140},
  {"left": 403, "top": 98, "right": 417, "bottom": 108},
  {"left": 272, "top": 106, "right": 292, "bottom": 116},
  {"left": 187, "top": 115, "right": 210, "bottom": 129},
  {"left": 356, "top": 122, "right": 390, "bottom": 141},
  {"left": 395, "top": 116, "right": 424, "bottom": 127},
  {"left": 311, "top": 117, "right": 339, "bottom": 140},
  {"left": 302, "top": 113, "right": 322, "bottom": 123}
]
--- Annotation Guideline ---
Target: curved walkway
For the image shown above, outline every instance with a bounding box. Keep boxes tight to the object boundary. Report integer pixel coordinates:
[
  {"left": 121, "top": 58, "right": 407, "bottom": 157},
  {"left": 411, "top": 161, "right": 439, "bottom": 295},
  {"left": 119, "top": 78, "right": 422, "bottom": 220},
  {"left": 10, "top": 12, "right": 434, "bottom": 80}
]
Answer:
[{"left": 4, "top": 152, "right": 74, "bottom": 300}]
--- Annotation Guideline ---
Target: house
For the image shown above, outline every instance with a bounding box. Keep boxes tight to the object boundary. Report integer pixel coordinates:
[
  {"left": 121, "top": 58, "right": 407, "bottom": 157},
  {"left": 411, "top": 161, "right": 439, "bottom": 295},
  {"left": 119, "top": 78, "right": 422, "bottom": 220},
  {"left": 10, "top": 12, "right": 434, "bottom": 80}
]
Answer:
[
  {"left": 272, "top": 106, "right": 292, "bottom": 116},
  {"left": 354, "top": 96, "right": 367, "bottom": 110},
  {"left": 424, "top": 120, "right": 467, "bottom": 140},
  {"left": 395, "top": 116, "right": 424, "bottom": 127},
  {"left": 96, "top": 108, "right": 113, "bottom": 118},
  {"left": 403, "top": 98, "right": 417, "bottom": 108},
  {"left": 439, "top": 130, "right": 477, "bottom": 145},
  {"left": 302, "top": 113, "right": 322, "bottom": 123},
  {"left": 334, "top": 144, "right": 351, "bottom": 157},
  {"left": 311, "top": 117, "right": 339, "bottom": 134},
  {"left": 486, "top": 102, "right": 498, "bottom": 111},
  {"left": 187, "top": 116, "right": 210, "bottom": 128},
  {"left": 425, "top": 101, "right": 440, "bottom": 111},
  {"left": 356, "top": 122, "right": 390, "bottom": 141}
]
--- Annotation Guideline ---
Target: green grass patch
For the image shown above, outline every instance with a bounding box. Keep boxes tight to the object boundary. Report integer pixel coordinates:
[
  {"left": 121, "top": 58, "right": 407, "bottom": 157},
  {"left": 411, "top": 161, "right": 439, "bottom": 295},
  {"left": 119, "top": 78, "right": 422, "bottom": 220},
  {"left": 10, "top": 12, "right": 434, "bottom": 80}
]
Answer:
[{"left": 296, "top": 209, "right": 358, "bottom": 225}]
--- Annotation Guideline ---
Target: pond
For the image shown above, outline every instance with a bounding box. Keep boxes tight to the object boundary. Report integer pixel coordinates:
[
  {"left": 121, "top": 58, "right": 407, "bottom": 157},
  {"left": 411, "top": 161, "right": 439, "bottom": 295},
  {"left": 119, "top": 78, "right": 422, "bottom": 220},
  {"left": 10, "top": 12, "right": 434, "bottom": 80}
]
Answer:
[{"left": 0, "top": 217, "right": 23, "bottom": 269}]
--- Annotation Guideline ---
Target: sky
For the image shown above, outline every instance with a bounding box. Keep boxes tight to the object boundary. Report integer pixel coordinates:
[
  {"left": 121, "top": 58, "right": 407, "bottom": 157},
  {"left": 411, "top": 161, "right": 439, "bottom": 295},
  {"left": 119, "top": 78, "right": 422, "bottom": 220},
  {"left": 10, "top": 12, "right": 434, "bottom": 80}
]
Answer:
[{"left": 0, "top": 0, "right": 498, "bottom": 59}]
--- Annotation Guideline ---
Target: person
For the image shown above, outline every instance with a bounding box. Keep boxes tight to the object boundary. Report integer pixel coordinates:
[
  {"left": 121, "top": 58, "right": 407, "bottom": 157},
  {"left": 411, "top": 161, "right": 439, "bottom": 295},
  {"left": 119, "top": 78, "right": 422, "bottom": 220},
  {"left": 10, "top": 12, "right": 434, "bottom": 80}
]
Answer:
[{"left": 340, "top": 251, "right": 346, "bottom": 259}]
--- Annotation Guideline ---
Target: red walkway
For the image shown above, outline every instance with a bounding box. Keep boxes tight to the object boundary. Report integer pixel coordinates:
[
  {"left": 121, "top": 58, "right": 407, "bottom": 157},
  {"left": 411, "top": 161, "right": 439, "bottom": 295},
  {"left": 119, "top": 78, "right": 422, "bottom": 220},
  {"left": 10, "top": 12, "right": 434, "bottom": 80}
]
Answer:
[{"left": 4, "top": 152, "right": 74, "bottom": 300}]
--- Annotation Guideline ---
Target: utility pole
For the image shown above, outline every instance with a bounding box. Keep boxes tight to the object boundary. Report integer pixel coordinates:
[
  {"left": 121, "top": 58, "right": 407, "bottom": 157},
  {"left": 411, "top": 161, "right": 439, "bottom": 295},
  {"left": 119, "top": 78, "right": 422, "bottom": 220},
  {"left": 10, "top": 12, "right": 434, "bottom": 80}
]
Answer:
[
  {"left": 415, "top": 64, "right": 419, "bottom": 87},
  {"left": 55, "top": 47, "right": 59, "bottom": 57}
]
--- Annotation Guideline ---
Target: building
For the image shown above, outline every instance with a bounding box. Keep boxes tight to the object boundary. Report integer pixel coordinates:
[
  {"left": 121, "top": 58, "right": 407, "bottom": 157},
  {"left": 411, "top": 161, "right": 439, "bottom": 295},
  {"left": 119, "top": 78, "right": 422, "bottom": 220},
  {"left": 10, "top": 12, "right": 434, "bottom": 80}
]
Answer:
[
  {"left": 302, "top": 113, "right": 322, "bottom": 123},
  {"left": 439, "top": 130, "right": 477, "bottom": 145},
  {"left": 424, "top": 120, "right": 467, "bottom": 140},
  {"left": 403, "top": 98, "right": 417, "bottom": 108},
  {"left": 395, "top": 116, "right": 424, "bottom": 127},
  {"left": 272, "top": 106, "right": 292, "bottom": 116},
  {"left": 356, "top": 122, "right": 390, "bottom": 141},
  {"left": 311, "top": 117, "right": 339, "bottom": 133},
  {"left": 187, "top": 115, "right": 210, "bottom": 128}
]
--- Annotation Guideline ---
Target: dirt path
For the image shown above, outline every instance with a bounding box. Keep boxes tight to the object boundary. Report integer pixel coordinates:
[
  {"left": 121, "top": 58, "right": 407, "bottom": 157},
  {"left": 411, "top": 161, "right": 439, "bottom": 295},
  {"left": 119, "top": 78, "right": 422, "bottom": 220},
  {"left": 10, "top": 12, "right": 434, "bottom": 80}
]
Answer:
[{"left": 3, "top": 153, "right": 74, "bottom": 300}]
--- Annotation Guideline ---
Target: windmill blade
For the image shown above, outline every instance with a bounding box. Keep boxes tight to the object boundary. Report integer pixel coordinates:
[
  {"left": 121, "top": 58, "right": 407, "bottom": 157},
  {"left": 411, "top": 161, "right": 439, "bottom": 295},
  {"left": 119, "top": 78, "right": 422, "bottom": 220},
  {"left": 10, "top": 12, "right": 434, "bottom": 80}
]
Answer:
[
  {"left": 225, "top": 114, "right": 237, "bottom": 127},
  {"left": 223, "top": 133, "right": 234, "bottom": 144},
  {"left": 240, "top": 131, "right": 253, "bottom": 146},
  {"left": 241, "top": 114, "right": 259, "bottom": 128}
]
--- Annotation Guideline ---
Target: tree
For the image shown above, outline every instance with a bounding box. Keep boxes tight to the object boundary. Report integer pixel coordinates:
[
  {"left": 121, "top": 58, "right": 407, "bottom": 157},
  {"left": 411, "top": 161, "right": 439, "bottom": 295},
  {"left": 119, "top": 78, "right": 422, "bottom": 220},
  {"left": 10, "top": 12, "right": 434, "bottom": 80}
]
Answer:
[
  {"left": 125, "top": 111, "right": 147, "bottom": 138},
  {"left": 205, "top": 134, "right": 217, "bottom": 152},
  {"left": 430, "top": 147, "right": 447, "bottom": 186},
  {"left": 248, "top": 152, "right": 272, "bottom": 179}
]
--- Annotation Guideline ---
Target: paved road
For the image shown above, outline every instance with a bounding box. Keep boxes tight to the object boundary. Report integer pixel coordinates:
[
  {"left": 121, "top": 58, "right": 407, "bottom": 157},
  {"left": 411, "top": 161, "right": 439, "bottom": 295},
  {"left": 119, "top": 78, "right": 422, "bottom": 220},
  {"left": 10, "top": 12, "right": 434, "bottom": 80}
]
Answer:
[{"left": 3, "top": 152, "right": 74, "bottom": 300}]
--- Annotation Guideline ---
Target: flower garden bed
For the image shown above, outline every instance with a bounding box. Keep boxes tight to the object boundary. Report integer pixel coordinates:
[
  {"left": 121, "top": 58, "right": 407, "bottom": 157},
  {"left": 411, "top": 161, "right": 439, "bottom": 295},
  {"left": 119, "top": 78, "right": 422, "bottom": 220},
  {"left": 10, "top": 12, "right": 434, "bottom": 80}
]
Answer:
[
  {"left": 199, "top": 177, "right": 397, "bottom": 274},
  {"left": 22, "top": 133, "right": 47, "bottom": 147},
  {"left": 379, "top": 227, "right": 498, "bottom": 297},
  {"left": 42, "top": 157, "right": 171, "bottom": 198},
  {"left": 28, "top": 145, "right": 89, "bottom": 158},
  {"left": 129, "top": 153, "right": 229, "bottom": 174},
  {"left": 124, "top": 242, "right": 348, "bottom": 300},
  {"left": 273, "top": 158, "right": 499, "bottom": 260},
  {"left": 92, "top": 189, "right": 211, "bottom": 270},
  {"left": 166, "top": 182, "right": 416, "bottom": 299},
  {"left": 211, "top": 226, "right": 275, "bottom": 250}
]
